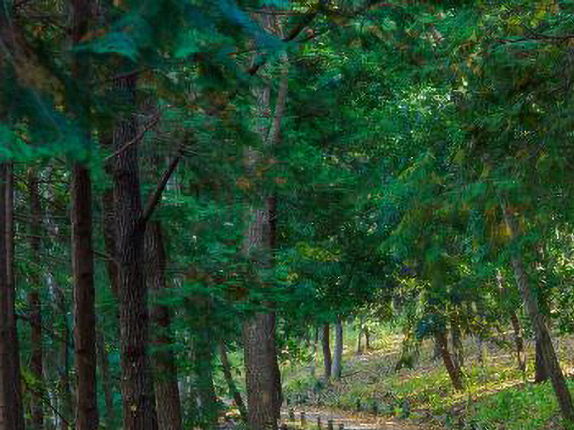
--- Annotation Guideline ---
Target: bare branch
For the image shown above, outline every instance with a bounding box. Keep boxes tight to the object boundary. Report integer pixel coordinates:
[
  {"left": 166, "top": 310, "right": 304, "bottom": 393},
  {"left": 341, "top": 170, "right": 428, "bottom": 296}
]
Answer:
[{"left": 141, "top": 148, "right": 184, "bottom": 225}]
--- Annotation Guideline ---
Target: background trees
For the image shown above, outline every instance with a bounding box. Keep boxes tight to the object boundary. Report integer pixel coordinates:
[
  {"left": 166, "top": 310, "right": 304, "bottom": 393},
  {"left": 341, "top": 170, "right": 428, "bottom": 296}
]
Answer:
[{"left": 3, "top": 0, "right": 574, "bottom": 429}]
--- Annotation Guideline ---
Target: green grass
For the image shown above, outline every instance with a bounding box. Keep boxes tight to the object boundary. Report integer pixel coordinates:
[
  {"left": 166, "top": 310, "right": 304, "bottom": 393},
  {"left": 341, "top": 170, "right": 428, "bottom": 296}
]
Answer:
[{"left": 282, "top": 327, "right": 574, "bottom": 430}]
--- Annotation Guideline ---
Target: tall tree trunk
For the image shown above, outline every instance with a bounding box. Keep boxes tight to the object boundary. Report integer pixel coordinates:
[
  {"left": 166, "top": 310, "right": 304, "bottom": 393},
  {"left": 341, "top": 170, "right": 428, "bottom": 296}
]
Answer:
[
  {"left": 70, "top": 0, "right": 99, "bottom": 425},
  {"left": 96, "top": 331, "right": 115, "bottom": 430},
  {"left": 71, "top": 164, "right": 99, "bottom": 430},
  {"left": 504, "top": 209, "right": 574, "bottom": 421},
  {"left": 332, "top": 316, "right": 343, "bottom": 380},
  {"left": 241, "top": 21, "right": 288, "bottom": 428},
  {"left": 28, "top": 171, "right": 44, "bottom": 430},
  {"left": 112, "top": 72, "right": 158, "bottom": 430},
  {"left": 322, "top": 324, "right": 332, "bottom": 381},
  {"left": 435, "top": 330, "right": 464, "bottom": 391},
  {"left": 145, "top": 222, "right": 182, "bottom": 430},
  {"left": 0, "top": 163, "right": 24, "bottom": 430},
  {"left": 509, "top": 312, "right": 526, "bottom": 375},
  {"left": 219, "top": 340, "right": 247, "bottom": 423}
]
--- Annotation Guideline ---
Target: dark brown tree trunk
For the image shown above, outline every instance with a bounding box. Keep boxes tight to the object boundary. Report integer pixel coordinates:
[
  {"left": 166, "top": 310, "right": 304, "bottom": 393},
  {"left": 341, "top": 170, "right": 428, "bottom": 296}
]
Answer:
[
  {"left": 0, "top": 163, "right": 24, "bottom": 430},
  {"left": 322, "top": 324, "right": 332, "bottom": 381},
  {"left": 71, "top": 164, "right": 99, "bottom": 430},
  {"left": 28, "top": 171, "right": 44, "bottom": 430},
  {"left": 504, "top": 209, "right": 574, "bottom": 422},
  {"left": 112, "top": 71, "right": 158, "bottom": 430},
  {"left": 509, "top": 312, "right": 526, "bottom": 374},
  {"left": 145, "top": 222, "right": 182, "bottom": 430},
  {"left": 70, "top": 0, "right": 99, "bottom": 425},
  {"left": 332, "top": 316, "right": 343, "bottom": 380},
  {"left": 435, "top": 330, "right": 464, "bottom": 391},
  {"left": 219, "top": 340, "right": 247, "bottom": 423},
  {"left": 96, "top": 331, "right": 115, "bottom": 430}
]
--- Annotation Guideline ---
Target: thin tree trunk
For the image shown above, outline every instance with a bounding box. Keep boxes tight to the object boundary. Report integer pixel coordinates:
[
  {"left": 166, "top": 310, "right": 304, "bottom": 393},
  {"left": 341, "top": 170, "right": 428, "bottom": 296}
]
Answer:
[
  {"left": 504, "top": 209, "right": 574, "bottom": 421},
  {"left": 71, "top": 164, "right": 99, "bottom": 430},
  {"left": 219, "top": 340, "right": 247, "bottom": 422},
  {"left": 28, "top": 171, "right": 44, "bottom": 430},
  {"left": 96, "top": 331, "right": 115, "bottom": 430},
  {"left": 145, "top": 222, "right": 182, "bottom": 430},
  {"left": 112, "top": 71, "right": 158, "bottom": 430},
  {"left": 509, "top": 312, "right": 526, "bottom": 375},
  {"left": 332, "top": 316, "right": 343, "bottom": 380},
  {"left": 322, "top": 324, "right": 332, "bottom": 381},
  {"left": 53, "top": 287, "right": 72, "bottom": 430},
  {"left": 310, "top": 326, "right": 318, "bottom": 378},
  {"left": 356, "top": 319, "right": 363, "bottom": 355},
  {"left": 0, "top": 163, "right": 25, "bottom": 430},
  {"left": 435, "top": 330, "right": 464, "bottom": 391},
  {"left": 364, "top": 327, "right": 370, "bottom": 351}
]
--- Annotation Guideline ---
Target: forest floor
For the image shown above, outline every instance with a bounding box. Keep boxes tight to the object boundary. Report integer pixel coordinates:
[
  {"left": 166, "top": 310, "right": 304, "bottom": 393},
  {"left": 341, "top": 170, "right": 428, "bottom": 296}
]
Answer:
[{"left": 281, "top": 330, "right": 574, "bottom": 429}]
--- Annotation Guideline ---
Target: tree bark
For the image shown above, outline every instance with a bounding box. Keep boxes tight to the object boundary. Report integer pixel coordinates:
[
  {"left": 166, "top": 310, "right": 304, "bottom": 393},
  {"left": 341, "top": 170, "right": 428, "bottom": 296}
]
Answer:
[
  {"left": 145, "top": 222, "right": 182, "bottom": 430},
  {"left": 535, "top": 338, "right": 550, "bottom": 383},
  {"left": 243, "top": 313, "right": 278, "bottom": 430},
  {"left": 112, "top": 71, "right": 158, "bottom": 430},
  {"left": 102, "top": 189, "right": 120, "bottom": 298},
  {"left": 332, "top": 316, "right": 343, "bottom": 380},
  {"left": 220, "top": 340, "right": 247, "bottom": 422},
  {"left": 96, "top": 331, "right": 115, "bottom": 430},
  {"left": 0, "top": 163, "right": 24, "bottom": 430},
  {"left": 435, "top": 330, "right": 464, "bottom": 391},
  {"left": 71, "top": 164, "right": 99, "bottom": 430},
  {"left": 322, "top": 324, "right": 332, "bottom": 381},
  {"left": 504, "top": 209, "right": 574, "bottom": 421},
  {"left": 27, "top": 171, "right": 44, "bottom": 430}
]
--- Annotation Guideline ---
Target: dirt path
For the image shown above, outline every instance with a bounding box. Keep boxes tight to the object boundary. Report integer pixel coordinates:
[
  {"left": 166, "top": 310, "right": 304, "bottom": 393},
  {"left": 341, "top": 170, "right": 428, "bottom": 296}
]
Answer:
[{"left": 281, "top": 407, "right": 436, "bottom": 430}]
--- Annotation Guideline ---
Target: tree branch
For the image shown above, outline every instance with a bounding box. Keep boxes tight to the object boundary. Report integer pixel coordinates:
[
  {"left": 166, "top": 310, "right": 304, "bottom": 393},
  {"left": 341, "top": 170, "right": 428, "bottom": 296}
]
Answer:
[{"left": 141, "top": 149, "right": 184, "bottom": 225}]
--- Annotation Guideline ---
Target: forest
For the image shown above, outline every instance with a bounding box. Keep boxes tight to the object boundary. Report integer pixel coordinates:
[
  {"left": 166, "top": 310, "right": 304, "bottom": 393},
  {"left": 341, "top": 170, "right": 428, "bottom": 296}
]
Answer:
[{"left": 2, "top": 0, "right": 574, "bottom": 429}]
